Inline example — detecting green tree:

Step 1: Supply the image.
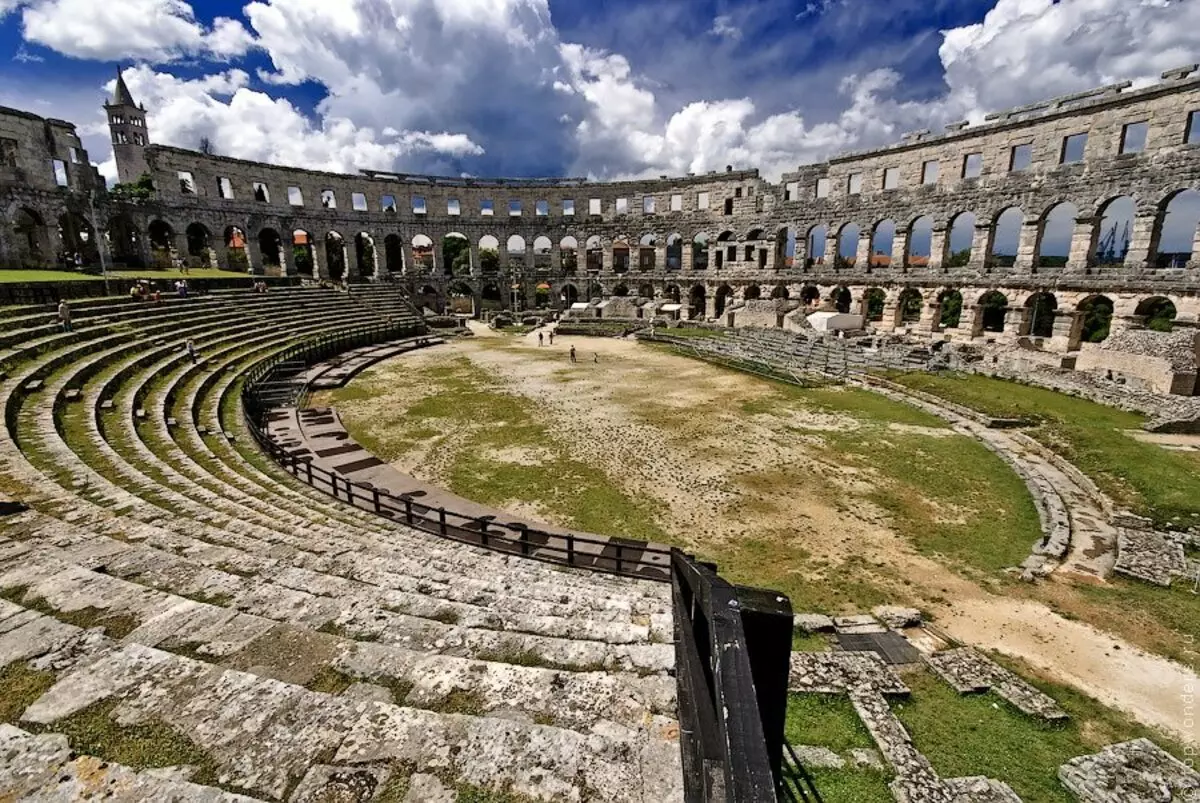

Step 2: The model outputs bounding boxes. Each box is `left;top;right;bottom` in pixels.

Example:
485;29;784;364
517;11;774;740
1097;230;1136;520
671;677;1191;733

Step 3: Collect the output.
945;248;972;268
479;248;500;273
939;292;963;328
108;173;155;202
443;237;471;274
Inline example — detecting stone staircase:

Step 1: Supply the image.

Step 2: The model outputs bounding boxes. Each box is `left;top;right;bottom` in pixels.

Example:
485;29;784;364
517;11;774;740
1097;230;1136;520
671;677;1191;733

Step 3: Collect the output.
0;285;682;801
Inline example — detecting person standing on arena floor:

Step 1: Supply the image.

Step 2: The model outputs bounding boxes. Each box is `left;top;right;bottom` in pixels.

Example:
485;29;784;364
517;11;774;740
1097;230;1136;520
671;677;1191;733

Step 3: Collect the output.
569;345;576;363
548;331;554;345
538;331;544;346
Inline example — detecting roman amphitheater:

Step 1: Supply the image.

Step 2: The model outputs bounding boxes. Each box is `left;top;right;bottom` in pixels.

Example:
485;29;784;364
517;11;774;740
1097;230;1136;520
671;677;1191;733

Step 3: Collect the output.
0;63;1198;803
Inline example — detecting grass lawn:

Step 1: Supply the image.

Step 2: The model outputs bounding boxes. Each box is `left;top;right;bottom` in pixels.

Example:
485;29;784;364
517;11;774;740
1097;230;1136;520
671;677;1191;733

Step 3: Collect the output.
894;667;1191;803
659;327;728;339
784;693;895;802
889;371;1200;529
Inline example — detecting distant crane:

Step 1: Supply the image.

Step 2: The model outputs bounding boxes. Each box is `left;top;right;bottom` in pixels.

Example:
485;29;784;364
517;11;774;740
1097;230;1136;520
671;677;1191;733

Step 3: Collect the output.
1096;220;1130;264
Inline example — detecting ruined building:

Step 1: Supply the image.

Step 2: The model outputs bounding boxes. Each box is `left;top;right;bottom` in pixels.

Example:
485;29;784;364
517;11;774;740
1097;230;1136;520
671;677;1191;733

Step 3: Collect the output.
2;65;1199;391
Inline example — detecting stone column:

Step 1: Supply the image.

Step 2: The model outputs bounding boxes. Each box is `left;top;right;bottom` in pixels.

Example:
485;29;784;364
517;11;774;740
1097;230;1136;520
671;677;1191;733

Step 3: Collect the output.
1005;307;1029;338
278;236;296;277
967;305;985;337
681;242;693;272
1066;217;1097;273
310;241;326;280
881;290;901;330
655;245;667;273
706;292;718;319
401;243;416;278
920;302;941;334
602;243;614;273
969;224;992;273
244;241;262;275
825;233;839;269
856;231;872;271
1124;212;1158;271
1052;310;1081;351
468;244;480;277
1013;221;1040;273
433;241;446;276
928;228;947;273
792;236;807;268
1189;224;1200;269
891;229;908;272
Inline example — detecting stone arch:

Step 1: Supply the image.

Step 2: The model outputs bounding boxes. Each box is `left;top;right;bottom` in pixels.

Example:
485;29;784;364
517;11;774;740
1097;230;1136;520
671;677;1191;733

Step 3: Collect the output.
612;237;630;273
743;284;762;300
481;282;503;310
325;231;346;282
384;234;405;274
864;287;886;322
666;233;683;270
148;219;174;268
613;283;630;297
57;211;98;266
800;285;820;306
664;284;681;303
830;286;853;314
479;235;500;274
946;212;976;268
692;233;709;270
716;230;735;269
1135;296;1178;331
354;232;377;276
225;225;248;272
1025;291;1057;338
447;280;475;315
637;282;655;299
871;220;895;268
185;222;212;264
938;289;964;329
1153;189;1200;269
714;284;734;317
292;230;315;277
770;284;789;300
258;227;283;271
774;226;794;271
898;287;923;323
689;284;706;319
806;224;828;268
1092;196;1134;268
991;207;1023;268
586;235;603;272
559;236;578;273
443;232;470;275
1076;294;1114;343
107;213;142;267
11;206;48;265
415;284;439;311
638;233;657;270
837;222;860;266
506;234;526;256
412;234;435;272
977;290;1008;333
560;283;580;307
907;216;933;269
533;235;552;255
1037;202;1078;268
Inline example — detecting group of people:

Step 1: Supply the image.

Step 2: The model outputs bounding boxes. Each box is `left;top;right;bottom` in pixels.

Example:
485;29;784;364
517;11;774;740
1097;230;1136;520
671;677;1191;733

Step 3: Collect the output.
128;281;162;303
535;330;597;364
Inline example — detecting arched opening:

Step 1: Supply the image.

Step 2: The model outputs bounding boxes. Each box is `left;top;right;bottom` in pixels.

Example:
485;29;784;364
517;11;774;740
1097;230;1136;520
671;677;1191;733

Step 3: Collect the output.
639;234;656;270
664;285;681;303
225;226;248;272
533;236;552;270
871;220;895;268
534;282;552;307
1077;295;1114;343
692;234;709;270
746;229;767;269
506;234;526;267
775;227;795;271
560;236;578;273
613;283;630;297
443;233;470;275
292;230;314;276
415;284;439;312
258;227;283;270
689;285;706;319
586;235;603;272
667;233;683;270
612;238;630;273
806;225;827;268
1153;189;1200;269
560;283;580;307
57;212;99;267
1093;197;1133;268
384;234;405;274
412;234;434;272
448;281;475;315
1135;296;1178;331
836;223;860;268
481;282;503;310
865;288;886;322
107;214;142;267
898;288;923;323
743;285;761;300
831;287;853;314
938;289;963;329
716;231;734;269
479;235;500;274
1025;292;1057;338
185;223;211;266
1037;202;1078;268
800;285;820;306
907;216;933;269
637;282;655;300
946;212;976;268
770;284;789;300
325;231;346;282
148;219;174;268
714;284;733;317
991;207;1023;268
978;290;1008;333
354;232;376;276
12;207;47;265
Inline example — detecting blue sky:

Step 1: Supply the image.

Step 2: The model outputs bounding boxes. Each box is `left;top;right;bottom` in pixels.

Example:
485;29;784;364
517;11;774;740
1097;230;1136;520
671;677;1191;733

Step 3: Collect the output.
0;0;1196;251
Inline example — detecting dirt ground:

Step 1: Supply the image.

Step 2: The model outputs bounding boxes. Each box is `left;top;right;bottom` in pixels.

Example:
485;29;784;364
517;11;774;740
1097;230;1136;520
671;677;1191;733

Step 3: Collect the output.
337;323;1199;747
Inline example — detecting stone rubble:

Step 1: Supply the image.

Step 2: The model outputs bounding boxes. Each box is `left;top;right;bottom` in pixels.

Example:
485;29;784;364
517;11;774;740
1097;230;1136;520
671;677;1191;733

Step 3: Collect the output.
1057;739;1200;802
1113;527;1190;586
872;606;923;630
923;648;1068;721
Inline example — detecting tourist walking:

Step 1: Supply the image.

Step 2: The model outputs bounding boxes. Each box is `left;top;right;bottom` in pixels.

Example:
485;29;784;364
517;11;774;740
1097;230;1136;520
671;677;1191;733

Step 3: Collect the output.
593;352;599;363
569;345;577;364
186;338;197;364
538;331;544;346
548;331;554;345
57;299;72;333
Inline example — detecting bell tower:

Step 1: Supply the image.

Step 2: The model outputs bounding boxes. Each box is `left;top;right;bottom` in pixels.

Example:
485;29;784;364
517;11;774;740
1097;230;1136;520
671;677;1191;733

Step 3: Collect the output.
105;67;150;185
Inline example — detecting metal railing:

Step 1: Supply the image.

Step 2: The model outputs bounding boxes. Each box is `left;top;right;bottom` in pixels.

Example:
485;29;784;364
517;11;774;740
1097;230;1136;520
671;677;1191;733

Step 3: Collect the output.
240;322;673;582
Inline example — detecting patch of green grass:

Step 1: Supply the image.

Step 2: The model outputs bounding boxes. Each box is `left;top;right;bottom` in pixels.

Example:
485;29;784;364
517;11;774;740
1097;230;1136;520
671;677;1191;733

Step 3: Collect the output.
785;693;877;754
305;666;356;695
894;668;1189;803
433;688;488;716
1;586;140;639
791;630;830;652
890;371;1200;529
455;783;542;803
803;768;894;802
0;661;56;723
